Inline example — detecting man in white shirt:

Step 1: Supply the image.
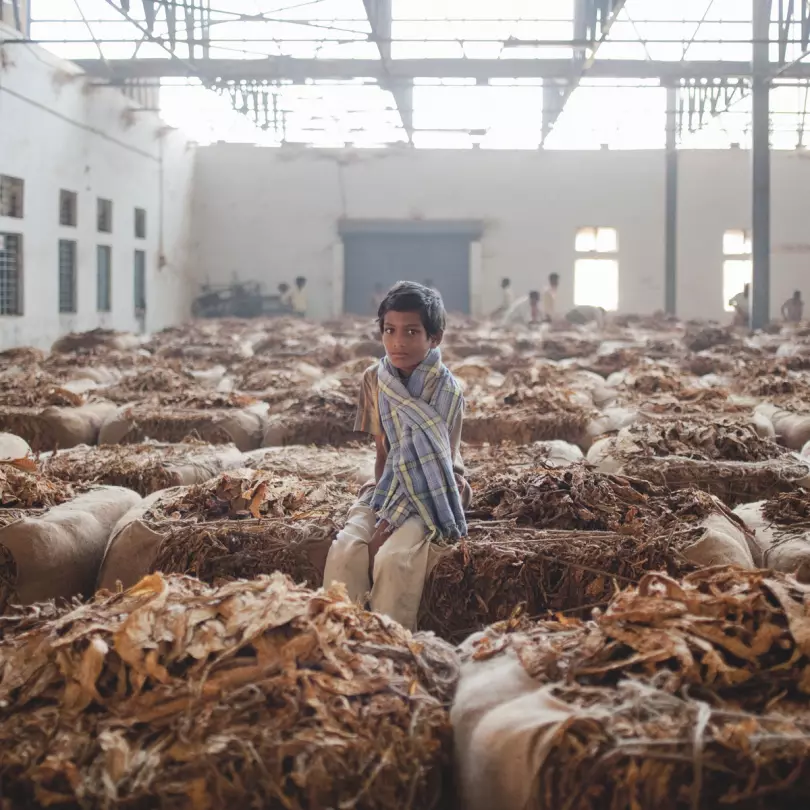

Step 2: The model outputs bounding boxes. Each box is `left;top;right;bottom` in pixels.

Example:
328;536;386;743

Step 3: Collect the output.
503;291;540;326
729;283;750;326
491;277;513;318
292;276;308;318
542;273;560;322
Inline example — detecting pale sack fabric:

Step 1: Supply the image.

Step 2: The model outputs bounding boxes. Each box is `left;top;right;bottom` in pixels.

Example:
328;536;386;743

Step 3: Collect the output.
323;501;431;630
452;652;579;810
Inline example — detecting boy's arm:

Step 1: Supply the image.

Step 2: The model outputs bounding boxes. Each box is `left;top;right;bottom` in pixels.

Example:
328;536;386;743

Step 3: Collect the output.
374;434;388;484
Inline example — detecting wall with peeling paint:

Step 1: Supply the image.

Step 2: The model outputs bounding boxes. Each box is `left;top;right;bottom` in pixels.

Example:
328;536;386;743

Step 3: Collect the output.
0;27;194;348
193;143;810;323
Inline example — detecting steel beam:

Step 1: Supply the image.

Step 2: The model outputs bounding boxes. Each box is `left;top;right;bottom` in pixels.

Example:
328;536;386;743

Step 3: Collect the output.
751;0;772;331
665;86;678;315
542;0;627;144
362;0;412;141
70;57;810;83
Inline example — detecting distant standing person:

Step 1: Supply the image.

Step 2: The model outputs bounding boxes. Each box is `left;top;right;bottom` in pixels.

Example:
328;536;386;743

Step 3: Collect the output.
542;273;560;322
491;277;513;318
729;283;750;327
503;290;541;326
292;276;308;318
782;290;804;323
278;282;293;311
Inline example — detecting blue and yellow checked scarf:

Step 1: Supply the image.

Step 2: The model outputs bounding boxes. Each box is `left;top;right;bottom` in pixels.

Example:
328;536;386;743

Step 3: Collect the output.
371;348;467;542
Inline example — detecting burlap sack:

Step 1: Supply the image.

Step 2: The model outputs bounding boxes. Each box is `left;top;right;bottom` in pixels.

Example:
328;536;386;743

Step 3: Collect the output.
96;488;180;591
680;507;756;569
734;500;810;572
207;403;268;451
584;406;638;449
0;486;141;606
40;401;118;449
0;432;31;462
756;403;810;451
534;440;585;467
165;444;246;486
99;404;267;451
451;651;577;810
751;411;776;440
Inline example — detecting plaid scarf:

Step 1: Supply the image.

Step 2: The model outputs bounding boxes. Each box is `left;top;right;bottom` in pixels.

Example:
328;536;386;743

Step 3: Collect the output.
371;349;467;542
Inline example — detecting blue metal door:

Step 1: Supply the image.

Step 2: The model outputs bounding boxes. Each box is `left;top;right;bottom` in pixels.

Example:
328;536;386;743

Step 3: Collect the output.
343;231;472;316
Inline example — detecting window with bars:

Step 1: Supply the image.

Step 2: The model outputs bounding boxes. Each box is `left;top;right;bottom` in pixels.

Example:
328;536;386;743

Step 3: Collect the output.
0;234;22;315
97;198;113;233
58;240;77;314
60;190;77;227
723;229;752;312
97;245;112;312
134;249;146;313
135;208;147;239
0;176;24;219
574;227;619;311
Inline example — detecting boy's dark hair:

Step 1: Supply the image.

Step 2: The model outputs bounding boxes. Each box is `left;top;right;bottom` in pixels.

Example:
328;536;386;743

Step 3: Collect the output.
295;276;307;288
549;273;560;286
377;281;446;337
529;290;541;303
501;277;511;288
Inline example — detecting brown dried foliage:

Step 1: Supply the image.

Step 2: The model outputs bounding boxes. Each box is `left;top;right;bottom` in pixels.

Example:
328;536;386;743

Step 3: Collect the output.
466;567;810;809
0;574;456;809
618;418;783;463
41;443;220;496
418;523;697;643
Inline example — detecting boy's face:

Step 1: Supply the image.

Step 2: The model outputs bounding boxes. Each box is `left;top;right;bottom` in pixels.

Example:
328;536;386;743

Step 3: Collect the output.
382;310;441;374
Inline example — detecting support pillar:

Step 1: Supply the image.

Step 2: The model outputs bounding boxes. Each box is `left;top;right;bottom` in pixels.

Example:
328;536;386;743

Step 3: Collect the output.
665;85;678;315
751;0;772;330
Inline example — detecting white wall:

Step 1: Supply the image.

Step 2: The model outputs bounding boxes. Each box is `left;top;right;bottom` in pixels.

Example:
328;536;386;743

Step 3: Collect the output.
192;143;810;322
0;27;194;349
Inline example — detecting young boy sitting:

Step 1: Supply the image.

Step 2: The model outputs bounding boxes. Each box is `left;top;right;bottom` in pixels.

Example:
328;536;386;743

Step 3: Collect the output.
323;281;470;629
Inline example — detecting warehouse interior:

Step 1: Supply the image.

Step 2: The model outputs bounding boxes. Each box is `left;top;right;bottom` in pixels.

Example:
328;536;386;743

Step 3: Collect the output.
4;1;810;808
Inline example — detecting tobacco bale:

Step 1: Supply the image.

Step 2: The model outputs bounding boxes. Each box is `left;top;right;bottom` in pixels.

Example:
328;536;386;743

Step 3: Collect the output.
99;405;260;449
0;464;73;510
0;574;455;810
0;408;51;453
246;445;375;485
465;441;584;475
153;518;336;588
144;468;355;524
684;324;739;353
541;337;599;361
98;367;201;403
617;418;783;463
762;488;810;526
418;524;697;643
41;442;245;496
684;351;735;376
50;328;131;354
467;466;732;535
463;410;591;446
263;391;357;447
455;678;810;810
0;347;46;366
0;371;83;409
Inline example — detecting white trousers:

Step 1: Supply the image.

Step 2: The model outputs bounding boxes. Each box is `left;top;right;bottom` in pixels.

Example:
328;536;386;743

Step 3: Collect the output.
323;501;430;631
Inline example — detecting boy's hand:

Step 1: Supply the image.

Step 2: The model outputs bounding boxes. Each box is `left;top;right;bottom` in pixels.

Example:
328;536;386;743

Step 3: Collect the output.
368;520;393;582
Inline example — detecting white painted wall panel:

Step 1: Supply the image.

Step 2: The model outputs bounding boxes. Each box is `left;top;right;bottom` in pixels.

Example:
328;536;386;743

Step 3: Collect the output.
0;29;193;349
192;144;810;323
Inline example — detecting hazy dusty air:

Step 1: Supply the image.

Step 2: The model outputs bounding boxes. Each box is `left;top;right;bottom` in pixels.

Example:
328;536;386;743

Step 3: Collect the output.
3;2;810;808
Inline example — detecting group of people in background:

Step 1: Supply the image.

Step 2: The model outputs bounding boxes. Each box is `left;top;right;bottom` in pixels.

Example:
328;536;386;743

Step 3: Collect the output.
494;274;605;329
278;276;308;317
728;283;804;327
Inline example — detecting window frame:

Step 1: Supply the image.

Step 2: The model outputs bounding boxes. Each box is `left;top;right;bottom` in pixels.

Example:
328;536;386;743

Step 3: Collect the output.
59;190;78;228
722;229;753;312
0;233;23;316
97;244;112;313
97;198;113;234
58;239;78;314
574;226;620;311
134;249;147;313
0;176;24;219
134;208;147;240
